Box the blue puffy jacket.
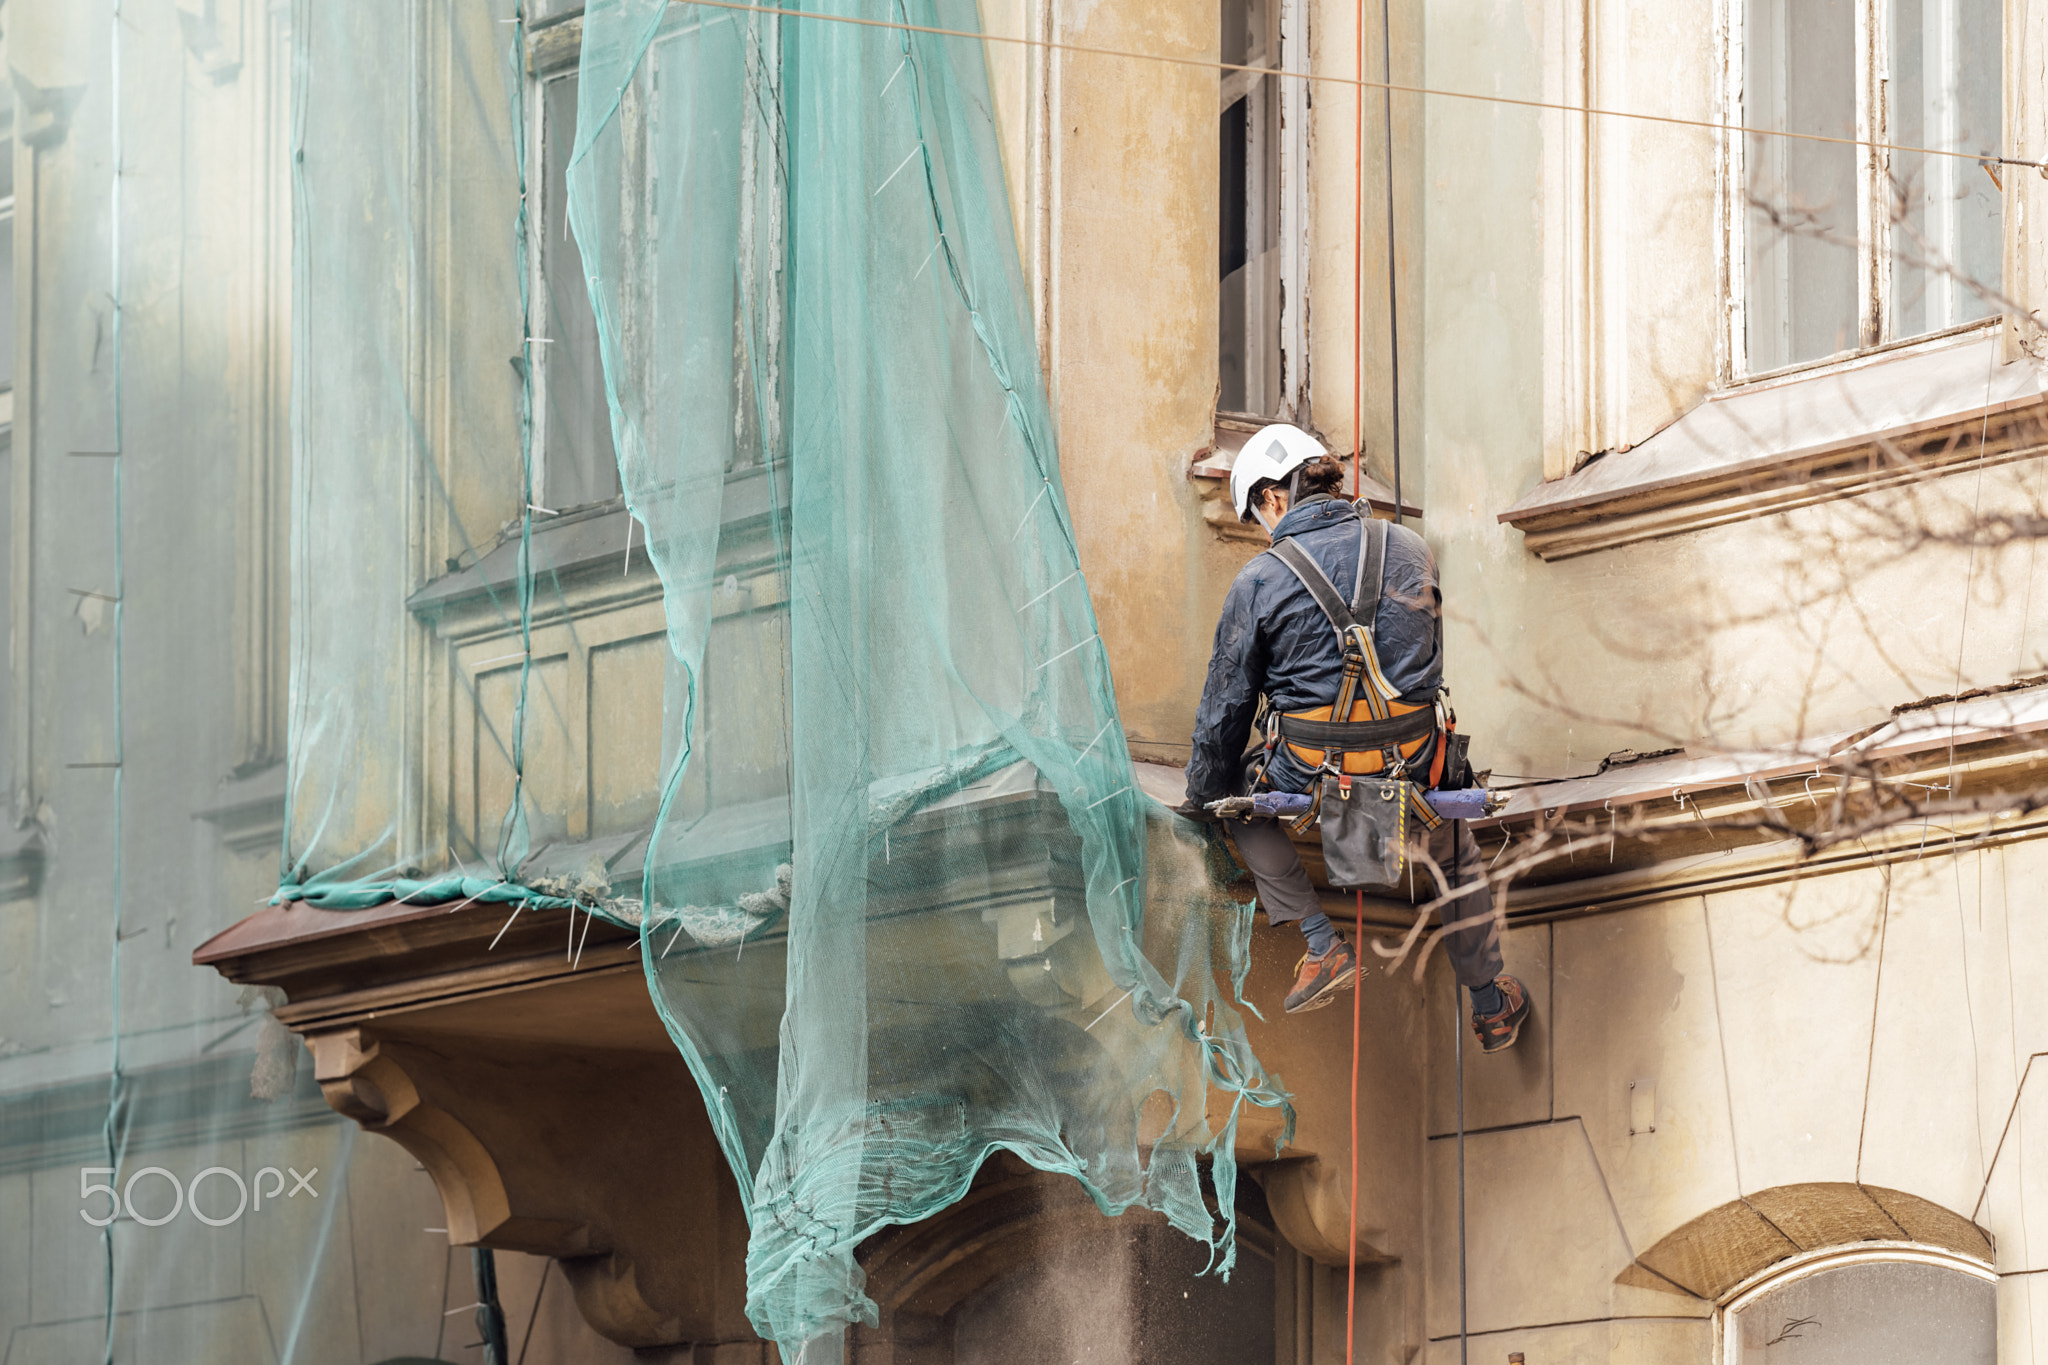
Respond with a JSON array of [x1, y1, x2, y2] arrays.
[[1185, 495, 1443, 803]]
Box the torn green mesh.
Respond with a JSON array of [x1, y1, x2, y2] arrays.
[[280, 0, 1291, 1356], [567, 0, 1290, 1352]]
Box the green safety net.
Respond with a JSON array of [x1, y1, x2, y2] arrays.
[[2, 2, 540, 1362], [561, 0, 1289, 1353], [257, 0, 1293, 1354], [286, 0, 543, 896]]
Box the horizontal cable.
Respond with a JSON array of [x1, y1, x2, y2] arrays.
[[670, 0, 2047, 170]]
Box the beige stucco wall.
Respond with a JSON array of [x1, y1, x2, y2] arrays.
[[1406, 840, 2048, 1362], [992, 0, 2048, 771], [9, 0, 2027, 1356], [980, 0, 2048, 1357]]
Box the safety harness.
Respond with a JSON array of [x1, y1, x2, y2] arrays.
[[1260, 516, 1452, 833]]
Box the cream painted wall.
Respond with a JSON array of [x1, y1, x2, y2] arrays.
[[1019, 0, 1265, 761], [982, 0, 2048, 769], [977, 0, 2048, 1358], [1406, 839, 2047, 1363]]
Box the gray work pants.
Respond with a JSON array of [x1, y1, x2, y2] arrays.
[[1228, 813, 1504, 990]]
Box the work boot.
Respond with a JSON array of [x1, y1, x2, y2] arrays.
[[1470, 975, 1531, 1054], [1284, 938, 1359, 1014]]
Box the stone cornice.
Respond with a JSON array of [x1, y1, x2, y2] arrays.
[[1499, 333, 2048, 560]]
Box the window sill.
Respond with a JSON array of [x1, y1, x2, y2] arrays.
[[1498, 333, 2048, 560], [1731, 318, 1998, 391], [1189, 414, 1420, 542], [407, 498, 647, 620], [525, 12, 581, 74], [408, 462, 783, 620]]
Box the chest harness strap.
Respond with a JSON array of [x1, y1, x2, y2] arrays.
[[1264, 518, 1444, 799]]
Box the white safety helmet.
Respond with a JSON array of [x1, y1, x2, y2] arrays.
[[1229, 423, 1329, 530]]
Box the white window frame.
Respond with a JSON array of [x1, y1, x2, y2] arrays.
[[1218, 0, 1310, 424], [524, 58, 577, 509], [523, 7, 750, 511], [1277, 0, 1308, 421], [1721, 0, 2008, 383], [1714, 1242, 1995, 1363]]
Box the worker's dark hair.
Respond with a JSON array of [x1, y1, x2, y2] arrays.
[[1247, 454, 1346, 516]]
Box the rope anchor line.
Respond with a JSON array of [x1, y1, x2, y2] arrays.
[[668, 0, 2047, 171]]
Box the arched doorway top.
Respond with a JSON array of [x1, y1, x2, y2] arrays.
[[1618, 1182, 1992, 1301]]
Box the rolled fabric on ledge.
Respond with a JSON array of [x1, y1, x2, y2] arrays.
[[1423, 787, 1496, 821]]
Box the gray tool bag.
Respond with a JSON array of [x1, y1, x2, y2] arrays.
[[1265, 517, 1444, 892], [1319, 770, 1440, 890]]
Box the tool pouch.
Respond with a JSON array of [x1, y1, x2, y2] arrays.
[[1318, 773, 1416, 890]]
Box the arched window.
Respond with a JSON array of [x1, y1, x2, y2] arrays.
[[1720, 1245, 1994, 1363]]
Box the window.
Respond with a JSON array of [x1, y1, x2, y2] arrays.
[[1721, 1248, 1994, 1363], [1218, 0, 1307, 420], [529, 54, 623, 511], [1739, 0, 2003, 375]]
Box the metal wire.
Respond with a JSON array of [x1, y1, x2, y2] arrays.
[[100, 1, 128, 1358], [1378, 0, 1402, 524], [671, 0, 2048, 171], [1457, 984, 1469, 1365], [1346, 889, 1364, 1361]]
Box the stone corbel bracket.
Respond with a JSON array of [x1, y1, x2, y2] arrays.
[[310, 1029, 590, 1256], [309, 1024, 707, 1347], [196, 892, 759, 1351]]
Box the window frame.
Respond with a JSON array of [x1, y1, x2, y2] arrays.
[[1216, 0, 1310, 425], [1714, 1242, 1996, 1364], [524, 19, 625, 514], [1721, 0, 2009, 384]]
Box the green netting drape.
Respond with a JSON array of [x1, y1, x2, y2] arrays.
[[2, 4, 507, 1361], [567, 1, 1290, 1354], [286, 0, 571, 901]]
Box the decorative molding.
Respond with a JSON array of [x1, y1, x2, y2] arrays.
[[1190, 417, 1420, 544], [1464, 683, 2048, 913], [8, 72, 83, 151], [228, 0, 288, 771], [0, 1050, 331, 1177], [310, 1029, 589, 1253], [200, 896, 761, 1350], [1498, 334, 2048, 560], [526, 15, 583, 75], [305, 1024, 724, 1349], [194, 763, 286, 858], [558, 1253, 686, 1348], [1618, 1183, 1992, 1302], [174, 0, 244, 82]]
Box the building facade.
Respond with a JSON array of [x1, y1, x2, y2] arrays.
[[1, 0, 2044, 1361]]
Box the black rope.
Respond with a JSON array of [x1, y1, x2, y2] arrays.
[[1456, 989, 1469, 1365], [472, 1249, 512, 1365], [1380, 0, 1403, 525]]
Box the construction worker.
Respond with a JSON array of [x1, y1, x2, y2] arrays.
[[1178, 424, 1530, 1052]]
